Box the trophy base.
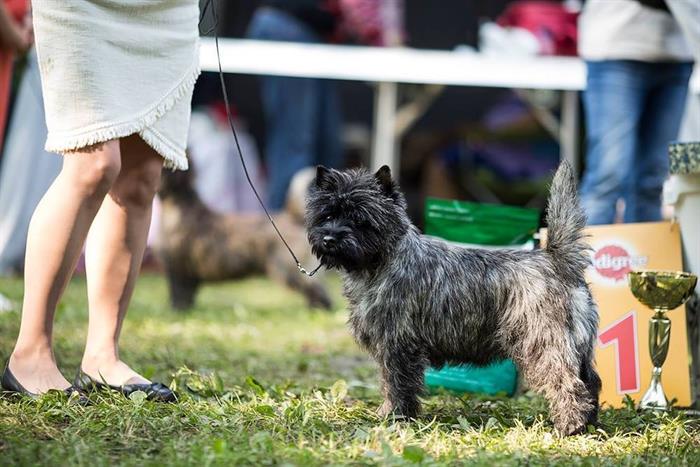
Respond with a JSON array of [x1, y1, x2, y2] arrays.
[[639, 381, 669, 411]]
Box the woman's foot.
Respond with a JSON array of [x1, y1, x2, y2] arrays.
[[5, 347, 71, 394], [77, 355, 176, 402], [80, 356, 149, 386]]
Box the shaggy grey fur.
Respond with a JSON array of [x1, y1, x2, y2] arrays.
[[306, 162, 601, 436]]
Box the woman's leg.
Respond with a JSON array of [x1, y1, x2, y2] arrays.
[[9, 141, 121, 393], [247, 7, 323, 209], [80, 135, 163, 385]]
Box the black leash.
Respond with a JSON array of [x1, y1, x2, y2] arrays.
[[200, 0, 322, 277]]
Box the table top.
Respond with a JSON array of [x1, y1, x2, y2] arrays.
[[199, 38, 586, 91], [200, 38, 699, 93]]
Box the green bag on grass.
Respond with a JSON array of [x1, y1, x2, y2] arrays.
[[423, 197, 540, 396]]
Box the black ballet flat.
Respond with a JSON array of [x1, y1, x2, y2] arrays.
[[2, 362, 89, 405], [73, 369, 177, 403], [1, 362, 35, 397]]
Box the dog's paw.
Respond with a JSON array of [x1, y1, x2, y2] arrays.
[[377, 400, 418, 421], [555, 420, 587, 437], [377, 400, 394, 418]]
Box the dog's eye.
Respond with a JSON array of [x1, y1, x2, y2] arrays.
[[325, 215, 332, 221]]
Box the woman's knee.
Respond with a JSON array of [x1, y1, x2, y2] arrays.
[[112, 155, 163, 209], [67, 141, 122, 198]]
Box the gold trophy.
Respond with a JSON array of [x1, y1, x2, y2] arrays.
[[628, 270, 697, 411]]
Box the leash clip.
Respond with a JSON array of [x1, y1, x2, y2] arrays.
[[298, 263, 322, 277]]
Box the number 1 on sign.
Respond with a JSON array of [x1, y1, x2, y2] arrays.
[[598, 311, 640, 394]]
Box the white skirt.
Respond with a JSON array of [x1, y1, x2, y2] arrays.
[[32, 0, 201, 170]]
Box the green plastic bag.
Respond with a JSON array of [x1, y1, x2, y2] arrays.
[[423, 198, 540, 396], [424, 198, 539, 248]]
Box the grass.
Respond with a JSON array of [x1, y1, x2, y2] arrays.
[[1, 274, 699, 466]]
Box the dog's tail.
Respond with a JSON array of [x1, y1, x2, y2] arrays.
[[545, 161, 590, 284]]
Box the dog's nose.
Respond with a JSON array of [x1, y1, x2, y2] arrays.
[[322, 235, 337, 248]]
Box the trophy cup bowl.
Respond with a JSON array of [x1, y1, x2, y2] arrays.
[[628, 270, 698, 411], [629, 271, 697, 311]]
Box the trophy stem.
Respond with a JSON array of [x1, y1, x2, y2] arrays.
[[639, 309, 671, 411]]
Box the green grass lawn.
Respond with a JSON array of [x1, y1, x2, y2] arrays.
[[1, 274, 699, 466]]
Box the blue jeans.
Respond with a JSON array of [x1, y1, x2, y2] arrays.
[[247, 8, 343, 209], [580, 60, 693, 225]]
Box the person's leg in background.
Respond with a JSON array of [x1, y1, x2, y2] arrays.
[[0, 0, 30, 154], [0, 48, 62, 275], [9, 141, 121, 393], [316, 78, 343, 170], [579, 60, 647, 225], [261, 74, 320, 209], [80, 135, 163, 385], [247, 7, 324, 209], [626, 62, 692, 223]]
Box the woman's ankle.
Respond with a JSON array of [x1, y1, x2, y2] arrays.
[[10, 340, 55, 365], [80, 350, 119, 373], [80, 357, 148, 386], [5, 346, 70, 392]]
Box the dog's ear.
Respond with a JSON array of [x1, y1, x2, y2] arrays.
[[374, 165, 395, 194], [316, 165, 333, 189]]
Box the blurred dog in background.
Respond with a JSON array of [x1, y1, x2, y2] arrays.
[[157, 167, 331, 311]]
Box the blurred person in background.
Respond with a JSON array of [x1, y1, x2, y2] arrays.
[[247, 0, 403, 209], [0, 48, 61, 276], [578, 0, 693, 225], [667, 0, 700, 142], [0, 0, 30, 153]]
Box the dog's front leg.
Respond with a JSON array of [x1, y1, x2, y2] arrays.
[[162, 259, 200, 310], [377, 348, 428, 419]]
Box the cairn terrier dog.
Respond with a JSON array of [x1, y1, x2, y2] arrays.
[[306, 162, 601, 435], [157, 168, 332, 311]]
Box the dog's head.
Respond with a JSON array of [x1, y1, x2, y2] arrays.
[[305, 165, 410, 271]]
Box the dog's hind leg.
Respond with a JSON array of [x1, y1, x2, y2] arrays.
[[519, 349, 593, 436], [580, 354, 602, 426], [570, 287, 601, 426], [515, 317, 594, 436], [303, 282, 333, 310], [265, 254, 332, 310]]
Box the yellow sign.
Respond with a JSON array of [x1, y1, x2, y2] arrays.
[[585, 221, 691, 408]]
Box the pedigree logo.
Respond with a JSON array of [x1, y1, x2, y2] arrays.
[[591, 243, 648, 284]]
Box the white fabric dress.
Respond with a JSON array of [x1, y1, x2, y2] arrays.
[[31, 0, 201, 170]]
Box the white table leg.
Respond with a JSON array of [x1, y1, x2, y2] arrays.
[[371, 81, 399, 177], [560, 90, 580, 174]]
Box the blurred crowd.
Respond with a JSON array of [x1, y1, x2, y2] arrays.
[[0, 0, 698, 275]]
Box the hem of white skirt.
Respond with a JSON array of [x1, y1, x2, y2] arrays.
[[139, 125, 189, 171], [44, 54, 200, 171]]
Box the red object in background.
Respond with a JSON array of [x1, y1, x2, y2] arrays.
[[335, 0, 405, 46], [496, 0, 579, 56], [594, 245, 634, 282], [598, 312, 640, 394], [0, 0, 29, 152]]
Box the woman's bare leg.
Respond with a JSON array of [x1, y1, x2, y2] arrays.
[[9, 142, 121, 393], [80, 135, 163, 385]]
